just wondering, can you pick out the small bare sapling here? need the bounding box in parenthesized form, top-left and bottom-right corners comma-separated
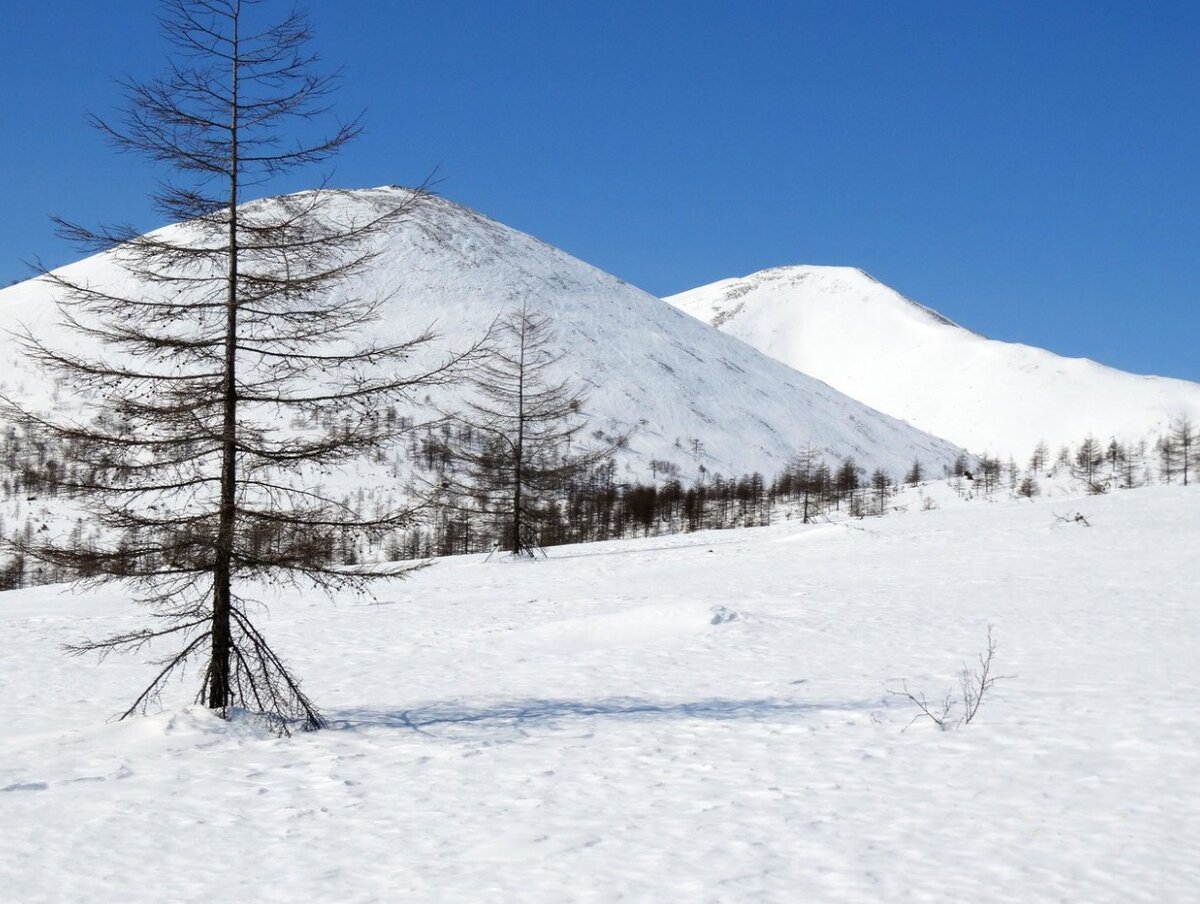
(888, 625, 1012, 730)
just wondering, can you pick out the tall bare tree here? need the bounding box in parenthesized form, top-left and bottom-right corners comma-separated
(2, 0, 473, 731)
(784, 445, 824, 524)
(436, 301, 621, 556)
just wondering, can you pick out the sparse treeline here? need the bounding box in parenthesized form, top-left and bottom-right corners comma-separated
(2, 417, 855, 582)
(3, 415, 1198, 591)
(396, 446, 779, 559)
(970, 416, 1198, 498)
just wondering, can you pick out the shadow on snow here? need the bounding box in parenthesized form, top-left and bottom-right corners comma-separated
(327, 696, 874, 736)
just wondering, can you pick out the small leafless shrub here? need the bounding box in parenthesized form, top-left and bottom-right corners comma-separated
(887, 625, 1012, 731)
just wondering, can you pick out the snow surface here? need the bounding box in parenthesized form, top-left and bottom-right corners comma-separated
(665, 266, 1200, 460)
(0, 191, 965, 482)
(2, 482, 1197, 902)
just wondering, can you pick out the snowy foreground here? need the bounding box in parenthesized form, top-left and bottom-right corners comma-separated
(2, 485, 1197, 902)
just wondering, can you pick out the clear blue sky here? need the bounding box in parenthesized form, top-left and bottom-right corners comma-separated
(3, 1, 1197, 380)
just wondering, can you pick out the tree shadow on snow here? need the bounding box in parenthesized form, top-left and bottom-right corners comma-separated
(327, 697, 874, 736)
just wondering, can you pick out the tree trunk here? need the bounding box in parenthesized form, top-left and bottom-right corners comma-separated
(511, 308, 527, 555)
(210, 20, 240, 712)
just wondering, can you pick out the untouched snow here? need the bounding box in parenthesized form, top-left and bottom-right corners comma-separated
(665, 266, 1200, 460)
(0, 191, 964, 482)
(2, 483, 1197, 902)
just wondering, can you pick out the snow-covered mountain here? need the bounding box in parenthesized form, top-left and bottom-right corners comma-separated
(665, 266, 1200, 460)
(0, 190, 964, 481)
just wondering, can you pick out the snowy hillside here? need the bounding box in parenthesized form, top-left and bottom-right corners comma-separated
(666, 266, 1200, 460)
(0, 191, 964, 482)
(2, 482, 1197, 902)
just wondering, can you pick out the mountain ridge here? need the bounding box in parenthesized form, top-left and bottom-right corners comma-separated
(0, 188, 966, 482)
(666, 264, 1200, 459)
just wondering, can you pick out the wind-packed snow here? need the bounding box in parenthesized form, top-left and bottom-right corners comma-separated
(2, 483, 1197, 902)
(665, 266, 1200, 460)
(0, 191, 965, 482)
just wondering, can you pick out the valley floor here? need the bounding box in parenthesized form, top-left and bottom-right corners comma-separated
(1, 484, 1197, 902)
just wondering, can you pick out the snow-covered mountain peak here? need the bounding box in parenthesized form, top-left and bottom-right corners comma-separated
(666, 267, 1200, 459)
(0, 189, 966, 481)
(685, 265, 965, 332)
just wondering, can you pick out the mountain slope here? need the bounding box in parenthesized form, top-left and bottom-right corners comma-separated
(0, 190, 964, 481)
(665, 266, 1200, 459)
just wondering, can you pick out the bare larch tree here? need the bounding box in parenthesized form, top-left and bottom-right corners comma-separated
(1, 0, 473, 731)
(436, 301, 621, 556)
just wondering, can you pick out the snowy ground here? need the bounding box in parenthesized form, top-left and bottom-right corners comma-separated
(2, 484, 1197, 902)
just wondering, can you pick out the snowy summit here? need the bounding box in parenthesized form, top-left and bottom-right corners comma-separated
(666, 265, 1200, 459)
(0, 190, 966, 481)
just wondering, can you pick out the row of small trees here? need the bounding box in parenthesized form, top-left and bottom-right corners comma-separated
(387, 441, 908, 559)
(971, 417, 1199, 498)
(6, 403, 1197, 586)
(1064, 420, 1196, 490)
(389, 420, 1200, 559)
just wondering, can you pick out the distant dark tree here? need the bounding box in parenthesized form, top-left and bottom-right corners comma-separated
(1005, 457, 1019, 491)
(1119, 440, 1144, 490)
(950, 453, 968, 478)
(1157, 434, 1177, 484)
(1170, 415, 1195, 486)
(1073, 436, 1104, 488)
(658, 478, 685, 528)
(439, 301, 620, 556)
(904, 458, 924, 486)
(1016, 475, 1040, 499)
(0, 552, 25, 592)
(649, 458, 680, 482)
(1106, 438, 1126, 482)
(0, 1, 474, 731)
(977, 455, 1002, 494)
(1029, 441, 1048, 477)
(1055, 445, 1072, 473)
(625, 484, 658, 537)
(813, 460, 832, 511)
(870, 467, 890, 514)
(834, 457, 860, 511)
(683, 483, 708, 531)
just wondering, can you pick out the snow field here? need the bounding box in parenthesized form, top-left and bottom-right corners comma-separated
(1, 483, 1197, 902)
